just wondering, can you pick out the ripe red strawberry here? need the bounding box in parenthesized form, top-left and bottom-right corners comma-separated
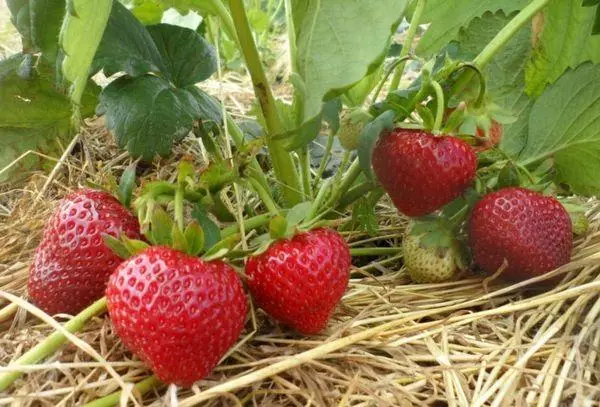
(469, 187, 572, 281)
(372, 129, 477, 217)
(245, 228, 350, 334)
(106, 246, 247, 386)
(28, 189, 141, 315)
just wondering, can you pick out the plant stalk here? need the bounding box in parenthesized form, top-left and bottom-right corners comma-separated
(221, 213, 271, 237)
(389, 0, 427, 91)
(228, 0, 302, 206)
(349, 247, 402, 256)
(0, 298, 108, 391)
(83, 376, 161, 407)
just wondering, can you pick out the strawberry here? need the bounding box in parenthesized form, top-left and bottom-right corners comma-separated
(474, 120, 503, 152)
(372, 129, 477, 217)
(106, 246, 247, 386)
(402, 231, 458, 283)
(245, 228, 350, 334)
(469, 187, 572, 281)
(28, 189, 141, 315)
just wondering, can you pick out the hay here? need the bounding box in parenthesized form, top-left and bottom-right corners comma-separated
(1, 64, 600, 407)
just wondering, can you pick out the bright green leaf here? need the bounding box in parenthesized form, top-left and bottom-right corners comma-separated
(247, 8, 269, 33)
(184, 221, 205, 256)
(132, 1, 165, 25)
(285, 202, 312, 227)
(291, 0, 407, 122)
(171, 224, 188, 252)
(149, 206, 174, 245)
(525, 0, 600, 97)
(416, 0, 527, 57)
(60, 0, 113, 105)
(518, 63, 600, 196)
(102, 234, 131, 259)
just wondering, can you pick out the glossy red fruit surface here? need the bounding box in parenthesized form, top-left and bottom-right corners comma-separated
(372, 129, 477, 217)
(28, 189, 141, 315)
(106, 246, 247, 387)
(469, 187, 572, 281)
(246, 228, 351, 335)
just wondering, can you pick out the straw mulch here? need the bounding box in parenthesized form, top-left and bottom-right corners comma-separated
(1, 70, 600, 406)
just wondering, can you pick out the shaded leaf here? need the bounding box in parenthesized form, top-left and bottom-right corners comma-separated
(184, 221, 205, 256)
(518, 63, 600, 196)
(357, 110, 395, 180)
(416, 0, 527, 57)
(191, 203, 221, 250)
(118, 163, 137, 208)
(291, 0, 407, 122)
(525, 0, 600, 97)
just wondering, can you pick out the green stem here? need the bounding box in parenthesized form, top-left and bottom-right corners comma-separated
(228, 0, 302, 206)
(430, 80, 445, 134)
(0, 298, 107, 391)
(313, 130, 335, 190)
(331, 158, 362, 205)
(349, 247, 402, 257)
(83, 376, 161, 407)
(389, 0, 427, 91)
(221, 213, 271, 238)
(336, 183, 381, 211)
(0, 303, 18, 323)
(304, 177, 334, 222)
(299, 147, 312, 199)
(371, 56, 413, 102)
(247, 178, 280, 215)
(203, 0, 239, 49)
(174, 188, 185, 231)
(284, 0, 298, 73)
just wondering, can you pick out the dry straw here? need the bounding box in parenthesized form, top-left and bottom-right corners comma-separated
(1, 73, 599, 405)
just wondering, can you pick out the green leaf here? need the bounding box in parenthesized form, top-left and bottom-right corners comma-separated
(171, 224, 188, 252)
(518, 63, 600, 196)
(191, 204, 221, 250)
(322, 98, 342, 135)
(132, 1, 165, 25)
(0, 55, 98, 182)
(93, 1, 166, 77)
(268, 215, 288, 239)
(184, 221, 205, 256)
(416, 0, 527, 57)
(525, 0, 600, 97)
(118, 163, 137, 208)
(247, 8, 269, 33)
(121, 234, 150, 255)
(149, 206, 174, 245)
(7, 0, 66, 62)
(100, 75, 219, 160)
(147, 23, 217, 87)
(291, 0, 407, 122)
(357, 110, 395, 180)
(102, 234, 131, 259)
(343, 62, 384, 107)
(285, 202, 312, 226)
(60, 0, 113, 105)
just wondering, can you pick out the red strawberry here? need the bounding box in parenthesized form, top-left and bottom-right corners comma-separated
(474, 120, 503, 152)
(28, 189, 141, 315)
(106, 246, 247, 386)
(372, 129, 477, 217)
(469, 187, 572, 281)
(246, 228, 350, 334)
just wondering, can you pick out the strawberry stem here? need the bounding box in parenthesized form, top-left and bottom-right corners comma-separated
(247, 177, 281, 215)
(389, 0, 427, 91)
(430, 80, 445, 134)
(0, 298, 108, 391)
(349, 247, 402, 256)
(372, 55, 413, 101)
(83, 376, 161, 407)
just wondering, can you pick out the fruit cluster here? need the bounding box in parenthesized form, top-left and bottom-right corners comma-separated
(28, 189, 351, 386)
(372, 128, 574, 284)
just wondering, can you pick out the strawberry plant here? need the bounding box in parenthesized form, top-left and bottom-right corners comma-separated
(1, 0, 600, 402)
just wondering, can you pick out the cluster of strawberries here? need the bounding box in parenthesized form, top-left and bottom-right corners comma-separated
(28, 189, 351, 386)
(373, 128, 573, 283)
